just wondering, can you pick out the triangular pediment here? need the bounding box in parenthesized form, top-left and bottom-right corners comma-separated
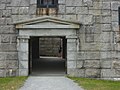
(14, 16, 80, 29)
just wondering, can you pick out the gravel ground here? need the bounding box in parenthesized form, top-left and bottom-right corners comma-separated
(19, 76, 84, 90)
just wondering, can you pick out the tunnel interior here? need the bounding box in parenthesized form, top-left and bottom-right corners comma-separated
(29, 36, 67, 76)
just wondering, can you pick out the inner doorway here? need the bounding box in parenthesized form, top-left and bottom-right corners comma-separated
(29, 36, 67, 76)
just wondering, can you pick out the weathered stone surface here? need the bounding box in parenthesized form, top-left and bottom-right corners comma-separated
(83, 0, 93, 6)
(112, 11, 118, 22)
(58, 5, 65, 14)
(89, 9, 101, 15)
(68, 68, 85, 77)
(76, 7, 88, 14)
(76, 61, 83, 68)
(19, 69, 28, 76)
(58, 0, 65, 4)
(66, 0, 82, 6)
(67, 51, 77, 60)
(85, 52, 100, 59)
(0, 61, 5, 68)
(102, 10, 111, 15)
(6, 52, 18, 60)
(112, 22, 119, 32)
(0, 70, 6, 77)
(67, 61, 76, 68)
(12, 7, 29, 15)
(29, 5, 36, 15)
(30, 0, 37, 4)
(101, 60, 112, 69)
(6, 60, 18, 68)
(8, 0, 29, 6)
(78, 15, 93, 25)
(85, 69, 100, 78)
(84, 60, 100, 68)
(0, 4, 5, 9)
(112, 61, 120, 69)
(111, 1, 120, 10)
(0, 43, 17, 52)
(0, 18, 6, 25)
(3, 10, 11, 17)
(1, 34, 10, 43)
(101, 69, 120, 78)
(101, 16, 111, 24)
(0, 53, 6, 61)
(19, 61, 28, 69)
(102, 2, 111, 9)
(66, 7, 76, 14)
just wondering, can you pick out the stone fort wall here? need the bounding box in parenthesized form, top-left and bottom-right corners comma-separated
(0, 0, 120, 78)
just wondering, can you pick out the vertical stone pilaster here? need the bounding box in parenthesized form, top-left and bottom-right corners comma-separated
(17, 36, 30, 76)
(66, 36, 78, 76)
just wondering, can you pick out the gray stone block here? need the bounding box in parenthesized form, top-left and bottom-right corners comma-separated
(18, 52, 29, 61)
(29, 5, 36, 15)
(8, 0, 29, 6)
(111, 1, 120, 10)
(30, 0, 37, 4)
(101, 16, 111, 24)
(112, 61, 120, 69)
(77, 52, 85, 60)
(58, 0, 65, 4)
(0, 53, 6, 61)
(85, 52, 100, 60)
(76, 7, 88, 14)
(67, 68, 85, 77)
(67, 61, 76, 68)
(0, 69, 6, 77)
(0, 4, 5, 9)
(112, 22, 119, 32)
(0, 61, 5, 68)
(6, 52, 18, 60)
(1, 34, 10, 43)
(6, 60, 18, 69)
(3, 10, 11, 17)
(101, 60, 112, 69)
(112, 11, 118, 22)
(102, 10, 111, 15)
(58, 5, 65, 14)
(83, 0, 93, 6)
(76, 61, 83, 68)
(19, 61, 28, 69)
(19, 69, 28, 76)
(84, 60, 100, 68)
(66, 0, 82, 6)
(0, 18, 6, 25)
(67, 51, 77, 60)
(101, 24, 111, 31)
(102, 2, 110, 10)
(85, 69, 100, 78)
(101, 69, 120, 78)
(78, 15, 93, 25)
(66, 7, 76, 14)
(89, 9, 101, 15)
(0, 43, 17, 52)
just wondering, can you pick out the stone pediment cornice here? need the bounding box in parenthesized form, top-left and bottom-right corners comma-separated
(14, 16, 80, 29)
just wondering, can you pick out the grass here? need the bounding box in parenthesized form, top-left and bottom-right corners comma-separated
(0, 76, 27, 90)
(69, 77, 120, 90)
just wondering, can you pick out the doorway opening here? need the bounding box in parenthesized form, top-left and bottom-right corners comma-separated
(29, 36, 67, 76)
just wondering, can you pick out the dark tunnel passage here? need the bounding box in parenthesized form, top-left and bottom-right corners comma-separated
(29, 36, 67, 76)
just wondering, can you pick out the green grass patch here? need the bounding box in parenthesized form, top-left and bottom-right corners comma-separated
(68, 77, 120, 90)
(0, 76, 27, 90)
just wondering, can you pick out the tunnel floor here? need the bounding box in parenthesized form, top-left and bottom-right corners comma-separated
(31, 57, 66, 76)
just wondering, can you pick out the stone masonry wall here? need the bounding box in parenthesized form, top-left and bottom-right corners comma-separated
(0, 0, 120, 78)
(39, 38, 61, 57)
